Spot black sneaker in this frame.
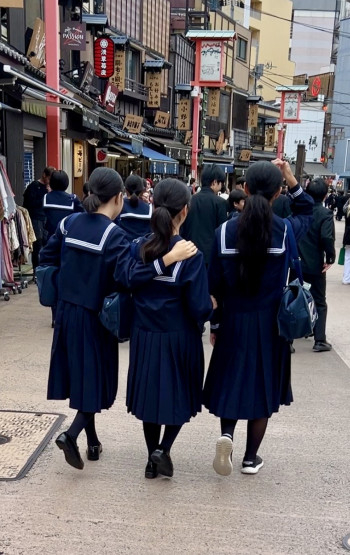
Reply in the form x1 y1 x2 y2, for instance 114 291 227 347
241 455 264 475
313 341 332 352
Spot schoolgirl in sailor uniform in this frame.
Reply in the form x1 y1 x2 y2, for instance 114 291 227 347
116 174 152 242
39 168 196 471
124 178 213 479
43 170 84 239
203 160 314 477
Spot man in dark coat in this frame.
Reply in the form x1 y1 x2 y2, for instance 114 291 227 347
23 166 55 276
297 178 336 352
181 164 227 265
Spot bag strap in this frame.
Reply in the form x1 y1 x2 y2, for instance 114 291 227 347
284 218 304 285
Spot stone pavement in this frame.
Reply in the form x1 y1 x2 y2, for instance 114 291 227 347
0 220 349 555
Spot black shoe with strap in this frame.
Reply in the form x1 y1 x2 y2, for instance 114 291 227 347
56 432 84 470
145 460 158 479
150 449 174 477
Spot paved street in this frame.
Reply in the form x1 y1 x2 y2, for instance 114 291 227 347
0 220 349 555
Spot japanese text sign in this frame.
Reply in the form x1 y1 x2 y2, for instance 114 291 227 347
248 104 258 128
177 99 191 131
102 82 119 113
123 114 143 134
146 72 162 108
74 142 84 178
154 111 170 129
94 37 114 79
208 89 220 117
199 41 223 83
111 50 125 91
27 18 45 71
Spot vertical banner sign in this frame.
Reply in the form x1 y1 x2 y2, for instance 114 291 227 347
61 22 86 51
248 104 258 128
146 73 161 108
112 50 125 91
208 89 220 117
200 41 223 83
154 111 170 128
94 37 114 78
177 99 191 130
74 142 83 177
282 92 299 121
27 18 46 70
102 82 119 113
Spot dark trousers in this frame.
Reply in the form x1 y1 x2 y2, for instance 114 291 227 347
31 219 46 271
303 272 327 342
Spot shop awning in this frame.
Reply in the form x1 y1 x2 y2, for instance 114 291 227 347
303 162 334 177
116 142 179 174
203 161 234 173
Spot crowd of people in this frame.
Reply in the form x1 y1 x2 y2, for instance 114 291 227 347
23 160 347 480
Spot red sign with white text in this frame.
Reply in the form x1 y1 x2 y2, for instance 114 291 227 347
94 37 114 79
102 82 119 113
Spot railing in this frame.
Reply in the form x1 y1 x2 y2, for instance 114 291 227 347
250 134 265 147
250 8 261 20
124 78 149 100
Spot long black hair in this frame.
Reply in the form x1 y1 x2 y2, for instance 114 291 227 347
236 161 282 295
125 174 144 208
84 167 124 213
141 178 191 263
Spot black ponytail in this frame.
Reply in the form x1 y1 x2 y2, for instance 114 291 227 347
141 178 191 263
85 167 124 213
125 174 144 208
236 161 282 295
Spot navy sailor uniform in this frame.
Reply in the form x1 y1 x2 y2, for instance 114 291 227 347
116 197 152 242
39 213 166 413
123 235 213 426
43 190 84 238
203 185 314 420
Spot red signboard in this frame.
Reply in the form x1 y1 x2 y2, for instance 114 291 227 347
94 37 114 79
102 82 119 113
311 76 321 97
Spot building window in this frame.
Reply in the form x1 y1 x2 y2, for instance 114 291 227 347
1 9 8 43
126 49 140 82
237 37 247 61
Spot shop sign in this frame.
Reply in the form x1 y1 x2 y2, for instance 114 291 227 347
154 110 170 129
199 41 224 84
248 104 258 128
96 148 108 163
79 62 94 94
74 142 84 178
146 72 161 109
184 131 192 146
281 91 301 122
167 147 188 161
94 37 114 79
311 76 321 98
27 18 45 71
61 21 86 51
82 109 99 130
0 0 23 6
111 50 125 91
239 149 252 162
265 127 275 148
208 89 220 118
102 82 119 113
177 99 191 131
123 114 143 134
216 129 225 155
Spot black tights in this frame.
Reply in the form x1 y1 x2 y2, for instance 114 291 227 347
220 417 268 461
143 422 182 459
67 411 99 446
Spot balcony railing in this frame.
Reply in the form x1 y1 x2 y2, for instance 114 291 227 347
123 78 149 101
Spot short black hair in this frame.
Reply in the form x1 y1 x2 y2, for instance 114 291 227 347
306 178 328 202
228 189 247 210
201 164 226 188
50 170 69 191
236 176 246 186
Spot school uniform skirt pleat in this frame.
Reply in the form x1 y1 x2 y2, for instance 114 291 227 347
203 304 292 420
126 326 204 425
47 300 119 412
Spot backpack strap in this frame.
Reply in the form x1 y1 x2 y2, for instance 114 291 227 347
60 212 81 235
284 218 303 285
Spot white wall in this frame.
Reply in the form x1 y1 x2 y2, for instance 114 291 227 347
284 104 325 162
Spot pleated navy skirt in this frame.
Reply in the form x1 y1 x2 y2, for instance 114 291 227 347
47 301 119 412
126 326 205 425
203 304 293 420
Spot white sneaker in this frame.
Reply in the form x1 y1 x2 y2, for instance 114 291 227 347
241 455 264 475
213 435 233 476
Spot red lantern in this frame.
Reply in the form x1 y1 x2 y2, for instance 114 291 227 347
94 37 114 79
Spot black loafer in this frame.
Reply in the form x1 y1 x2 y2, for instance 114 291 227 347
55 432 84 470
145 460 158 479
86 444 102 461
150 449 174 477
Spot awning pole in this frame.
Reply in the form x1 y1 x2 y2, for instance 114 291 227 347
45 0 60 169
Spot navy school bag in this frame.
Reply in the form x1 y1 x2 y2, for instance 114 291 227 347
277 219 318 342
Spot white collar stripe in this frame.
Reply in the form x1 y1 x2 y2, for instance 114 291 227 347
43 195 74 209
154 259 163 275
220 222 287 255
65 222 116 251
154 260 182 282
120 212 152 220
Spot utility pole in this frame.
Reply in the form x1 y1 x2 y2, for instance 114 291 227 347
295 144 306 184
44 0 60 169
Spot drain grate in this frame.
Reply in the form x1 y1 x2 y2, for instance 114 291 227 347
0 410 65 480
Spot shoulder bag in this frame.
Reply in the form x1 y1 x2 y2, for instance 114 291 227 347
277 219 318 342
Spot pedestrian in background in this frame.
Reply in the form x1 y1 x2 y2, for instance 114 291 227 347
227 189 247 218
297 178 335 352
181 164 227 266
116 174 152 242
203 160 313 477
342 198 350 284
125 178 213 479
39 168 194 471
23 166 55 278
335 190 347 221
